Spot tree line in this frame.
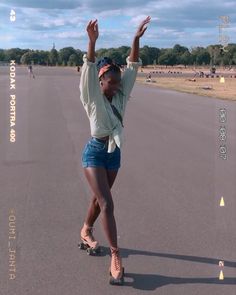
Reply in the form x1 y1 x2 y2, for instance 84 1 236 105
0 44 236 66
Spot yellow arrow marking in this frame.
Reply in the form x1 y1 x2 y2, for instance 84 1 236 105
220 77 225 84
219 270 224 280
220 196 225 207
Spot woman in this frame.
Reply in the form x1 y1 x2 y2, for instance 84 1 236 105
79 16 151 285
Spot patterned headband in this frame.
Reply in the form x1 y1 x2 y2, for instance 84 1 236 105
97 57 121 79
98 64 113 79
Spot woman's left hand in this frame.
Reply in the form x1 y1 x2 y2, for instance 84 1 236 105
135 16 151 38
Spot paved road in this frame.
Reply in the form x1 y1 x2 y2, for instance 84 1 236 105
0 66 236 295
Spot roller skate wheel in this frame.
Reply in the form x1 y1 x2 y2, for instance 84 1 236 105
78 242 88 250
86 248 91 255
109 267 125 285
78 242 84 250
86 246 101 255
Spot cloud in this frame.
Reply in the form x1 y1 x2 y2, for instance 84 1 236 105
0 0 82 9
129 15 159 27
0 0 235 50
0 35 14 42
56 31 86 39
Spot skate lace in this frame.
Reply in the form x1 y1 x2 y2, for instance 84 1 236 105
111 249 121 271
86 227 95 242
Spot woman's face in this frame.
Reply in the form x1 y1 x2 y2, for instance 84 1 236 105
100 71 121 99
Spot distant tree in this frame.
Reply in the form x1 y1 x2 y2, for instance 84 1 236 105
76 49 83 65
21 53 29 64
4 48 28 63
173 44 189 55
224 44 236 65
207 45 216 65
0 49 5 61
117 46 131 64
191 47 210 65
1 43 236 67
59 47 77 66
105 49 123 65
149 46 160 65
117 46 130 55
179 51 192 67
196 51 210 65
96 48 109 59
68 53 79 66
139 51 149 66
20 51 33 64
140 46 151 65
207 45 222 66
173 44 189 64
49 48 58 66
158 49 176 66
232 52 236 65
37 50 50 65
139 45 160 65
96 47 130 65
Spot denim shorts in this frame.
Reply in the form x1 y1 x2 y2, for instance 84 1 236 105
81 137 121 170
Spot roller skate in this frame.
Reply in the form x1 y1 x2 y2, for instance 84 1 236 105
109 247 124 285
78 223 101 255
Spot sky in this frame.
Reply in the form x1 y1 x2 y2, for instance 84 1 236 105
0 0 235 51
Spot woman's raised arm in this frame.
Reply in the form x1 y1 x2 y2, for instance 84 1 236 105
86 19 99 62
129 16 151 62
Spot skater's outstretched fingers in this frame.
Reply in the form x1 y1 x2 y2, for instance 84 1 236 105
86 19 99 43
135 16 151 38
129 16 151 62
86 19 98 62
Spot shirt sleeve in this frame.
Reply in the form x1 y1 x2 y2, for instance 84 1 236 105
79 54 101 106
121 56 142 103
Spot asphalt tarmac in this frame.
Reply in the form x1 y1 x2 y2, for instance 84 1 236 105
0 66 235 295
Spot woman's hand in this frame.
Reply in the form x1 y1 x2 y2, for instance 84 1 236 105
129 16 151 62
86 19 99 43
135 16 151 39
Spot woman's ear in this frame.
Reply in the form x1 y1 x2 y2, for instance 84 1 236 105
100 81 103 86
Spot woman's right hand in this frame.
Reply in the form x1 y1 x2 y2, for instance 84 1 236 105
135 16 151 39
86 19 99 43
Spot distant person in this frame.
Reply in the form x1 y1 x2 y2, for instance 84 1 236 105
78 17 151 285
28 64 35 79
210 66 216 74
146 73 152 82
199 71 204 78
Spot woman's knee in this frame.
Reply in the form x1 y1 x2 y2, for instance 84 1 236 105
92 195 114 214
99 198 114 215
92 196 100 209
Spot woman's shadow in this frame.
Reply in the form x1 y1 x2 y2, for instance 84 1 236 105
99 247 236 290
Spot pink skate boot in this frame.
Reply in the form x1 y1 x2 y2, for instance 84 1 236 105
109 247 124 285
78 223 101 255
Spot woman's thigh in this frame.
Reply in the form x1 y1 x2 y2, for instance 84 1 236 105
106 169 119 188
83 167 113 205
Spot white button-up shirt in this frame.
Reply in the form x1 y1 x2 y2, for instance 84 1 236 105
79 54 142 153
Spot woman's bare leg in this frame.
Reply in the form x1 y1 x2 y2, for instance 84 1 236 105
83 167 118 248
84 169 118 227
